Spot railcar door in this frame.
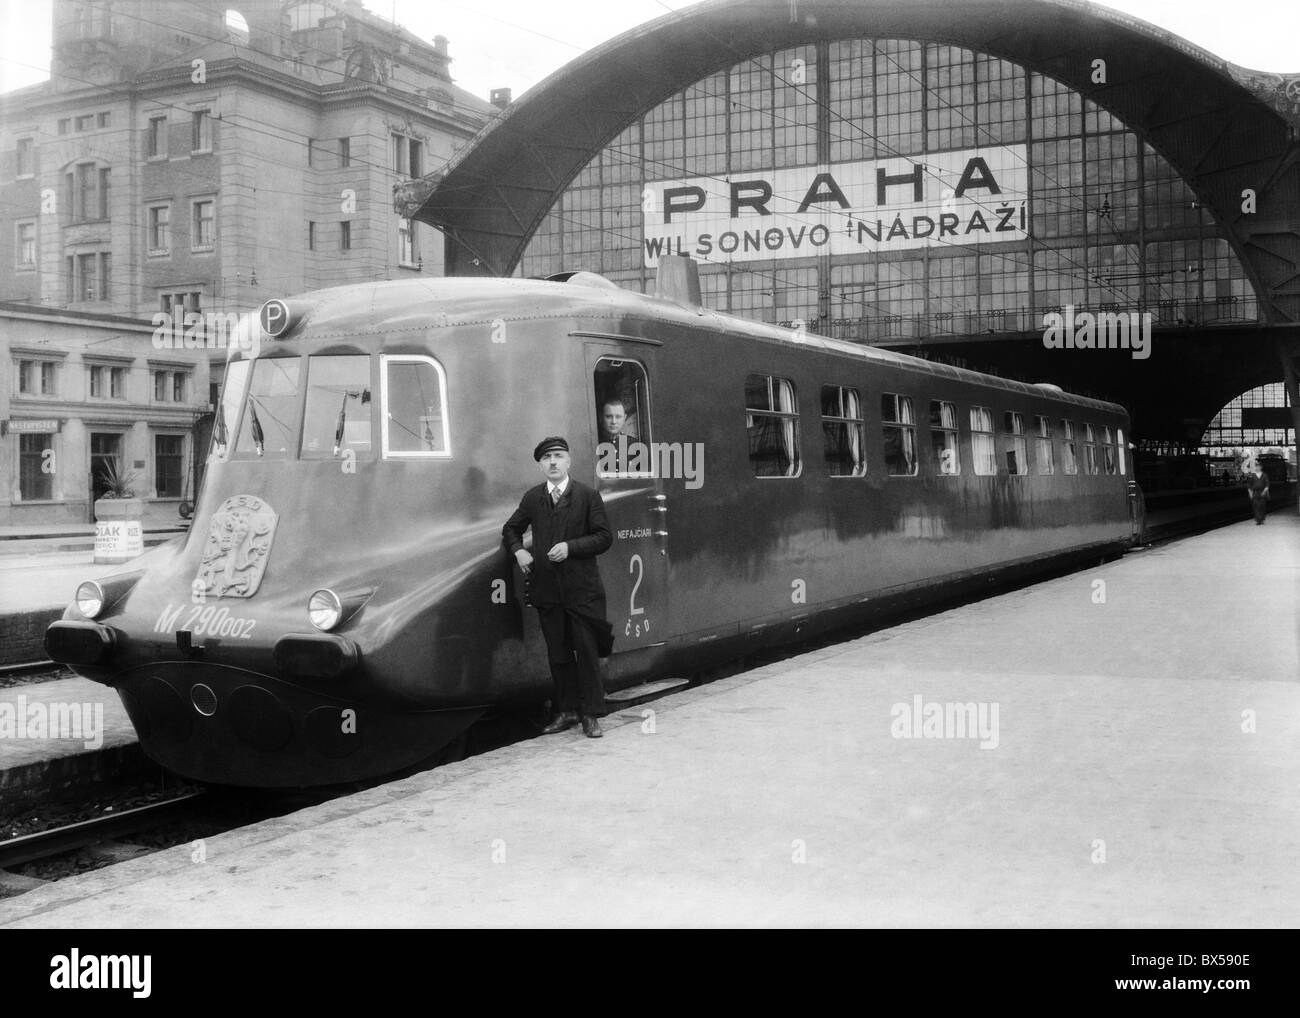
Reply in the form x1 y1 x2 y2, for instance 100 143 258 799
585 341 670 690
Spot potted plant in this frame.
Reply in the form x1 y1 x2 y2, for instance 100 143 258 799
93 460 145 563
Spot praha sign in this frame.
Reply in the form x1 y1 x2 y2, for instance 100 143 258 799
642 145 1028 267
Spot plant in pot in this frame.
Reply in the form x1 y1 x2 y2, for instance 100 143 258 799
93 459 143 521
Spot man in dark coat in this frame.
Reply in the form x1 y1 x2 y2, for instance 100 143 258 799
503 436 614 738
1246 462 1270 525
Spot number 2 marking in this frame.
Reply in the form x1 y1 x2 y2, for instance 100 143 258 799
629 554 645 616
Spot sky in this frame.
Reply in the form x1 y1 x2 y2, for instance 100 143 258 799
0 0 1297 102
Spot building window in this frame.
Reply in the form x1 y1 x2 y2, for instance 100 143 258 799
89 365 125 399
307 138 316 167
148 204 170 254
930 400 960 475
1034 415 1055 474
97 111 111 129
75 114 94 132
307 221 316 251
152 369 186 402
398 218 416 266
99 252 111 301
16 137 34 177
192 199 215 250
971 406 996 475
821 384 865 476
155 434 185 497
392 133 422 177
1004 411 1028 475
340 221 351 251
339 137 350 167
99 168 110 219
77 252 97 300
161 291 202 316
146 115 167 158
16 221 36 267
745 374 800 477
16 359 57 396
19 434 54 501
192 109 211 152
1061 420 1079 474
57 118 69 135
881 393 917 476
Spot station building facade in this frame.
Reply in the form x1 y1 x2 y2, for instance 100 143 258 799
0 0 494 526
406 0 1299 468
519 39 1257 345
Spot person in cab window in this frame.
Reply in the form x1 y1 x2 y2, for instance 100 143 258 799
503 436 614 737
599 397 639 444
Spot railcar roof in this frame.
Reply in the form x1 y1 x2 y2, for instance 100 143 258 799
273 276 1127 416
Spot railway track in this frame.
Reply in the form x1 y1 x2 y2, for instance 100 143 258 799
0 791 207 871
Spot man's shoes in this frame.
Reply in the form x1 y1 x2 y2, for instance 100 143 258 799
581 715 603 739
541 711 579 734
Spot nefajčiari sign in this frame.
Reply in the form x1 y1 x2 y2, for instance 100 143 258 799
641 145 1028 267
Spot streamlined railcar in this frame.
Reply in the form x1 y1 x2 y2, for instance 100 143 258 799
46 261 1139 787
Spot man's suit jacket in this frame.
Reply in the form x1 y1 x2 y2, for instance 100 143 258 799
502 479 612 616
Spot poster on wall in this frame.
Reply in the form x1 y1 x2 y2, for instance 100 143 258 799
641 145 1029 267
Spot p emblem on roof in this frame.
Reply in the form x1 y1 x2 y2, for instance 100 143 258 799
260 299 292 337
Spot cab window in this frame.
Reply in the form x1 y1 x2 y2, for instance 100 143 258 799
594 358 651 477
234 358 301 459
382 354 450 457
301 355 372 459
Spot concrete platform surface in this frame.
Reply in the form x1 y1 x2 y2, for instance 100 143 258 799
0 676 139 805
1 517 1297 928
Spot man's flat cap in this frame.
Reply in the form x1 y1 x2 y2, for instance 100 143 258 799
533 436 569 461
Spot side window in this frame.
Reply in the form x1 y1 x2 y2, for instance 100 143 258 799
1003 411 1028 475
300 355 372 459
929 400 960 476
1034 415 1055 474
970 406 996 475
594 358 650 477
1101 425 1117 475
1083 422 1098 474
209 359 250 461
1061 419 1078 474
1116 427 1127 476
382 354 450 457
881 393 917 476
821 384 865 477
745 374 800 477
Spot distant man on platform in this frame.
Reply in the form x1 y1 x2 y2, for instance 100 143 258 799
503 436 614 737
1245 461 1270 525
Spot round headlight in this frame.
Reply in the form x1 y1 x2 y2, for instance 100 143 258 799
76 581 105 619
308 589 342 631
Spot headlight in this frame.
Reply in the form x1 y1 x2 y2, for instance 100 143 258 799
76 581 106 619
308 589 343 631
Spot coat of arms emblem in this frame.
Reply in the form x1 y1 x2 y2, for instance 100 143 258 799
194 495 278 598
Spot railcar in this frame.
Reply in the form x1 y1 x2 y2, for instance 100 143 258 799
46 259 1139 787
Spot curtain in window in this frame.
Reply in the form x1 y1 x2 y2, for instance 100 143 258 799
776 377 798 476
844 387 862 471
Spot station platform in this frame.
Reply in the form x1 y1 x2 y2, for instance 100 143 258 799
0 676 142 808
1 513 1296 928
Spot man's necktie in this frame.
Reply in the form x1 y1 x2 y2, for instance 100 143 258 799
551 487 561 505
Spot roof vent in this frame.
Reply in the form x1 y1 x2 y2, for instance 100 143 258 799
655 255 702 306
1033 382 1065 393
543 270 621 290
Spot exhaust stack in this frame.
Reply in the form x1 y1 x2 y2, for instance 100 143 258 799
655 255 702 307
